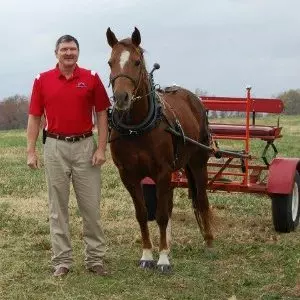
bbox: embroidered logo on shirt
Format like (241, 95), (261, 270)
(76, 82), (87, 88)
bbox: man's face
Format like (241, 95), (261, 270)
(55, 41), (79, 68)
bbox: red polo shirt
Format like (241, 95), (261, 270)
(29, 64), (111, 135)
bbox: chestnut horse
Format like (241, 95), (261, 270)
(106, 27), (213, 272)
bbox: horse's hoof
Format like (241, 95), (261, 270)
(139, 260), (156, 269)
(157, 264), (172, 274)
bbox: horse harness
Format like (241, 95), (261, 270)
(107, 71), (227, 167)
(108, 74), (187, 168)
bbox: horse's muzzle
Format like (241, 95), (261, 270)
(113, 91), (131, 111)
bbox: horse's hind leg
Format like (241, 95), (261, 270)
(119, 173), (155, 269)
(155, 174), (173, 273)
(186, 156), (213, 248)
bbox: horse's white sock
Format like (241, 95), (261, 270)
(157, 250), (170, 265)
(141, 249), (154, 261)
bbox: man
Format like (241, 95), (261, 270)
(27, 35), (111, 277)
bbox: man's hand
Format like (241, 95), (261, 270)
(92, 148), (106, 167)
(26, 115), (41, 169)
(27, 150), (39, 169)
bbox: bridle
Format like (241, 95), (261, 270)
(109, 48), (145, 104)
(107, 50), (162, 138)
(109, 73), (142, 91)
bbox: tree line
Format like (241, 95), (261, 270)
(0, 95), (28, 130)
(0, 89), (300, 130)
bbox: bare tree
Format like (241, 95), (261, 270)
(277, 89), (300, 115)
(0, 95), (29, 130)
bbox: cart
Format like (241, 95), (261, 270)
(142, 87), (300, 233)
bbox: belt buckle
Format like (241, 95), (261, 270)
(65, 136), (75, 142)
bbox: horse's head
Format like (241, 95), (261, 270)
(106, 27), (146, 111)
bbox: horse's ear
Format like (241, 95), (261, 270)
(131, 27), (141, 47)
(106, 27), (118, 48)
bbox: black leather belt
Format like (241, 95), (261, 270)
(46, 131), (93, 142)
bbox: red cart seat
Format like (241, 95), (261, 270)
(209, 123), (282, 139)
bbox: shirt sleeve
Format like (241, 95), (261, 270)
(93, 73), (111, 112)
(29, 76), (44, 116)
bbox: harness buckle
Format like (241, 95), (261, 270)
(129, 130), (138, 135)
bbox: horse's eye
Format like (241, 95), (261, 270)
(134, 60), (141, 66)
(108, 61), (112, 68)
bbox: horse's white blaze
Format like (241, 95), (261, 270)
(120, 50), (130, 70)
(157, 250), (170, 266)
(166, 218), (172, 246)
(141, 249), (154, 261)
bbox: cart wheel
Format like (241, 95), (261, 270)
(141, 184), (157, 221)
(271, 171), (300, 233)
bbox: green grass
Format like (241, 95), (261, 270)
(0, 116), (300, 300)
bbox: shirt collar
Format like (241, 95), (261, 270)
(55, 64), (80, 79)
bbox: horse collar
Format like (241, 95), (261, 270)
(108, 76), (162, 139)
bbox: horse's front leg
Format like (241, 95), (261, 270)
(119, 172), (155, 269)
(156, 174), (173, 273)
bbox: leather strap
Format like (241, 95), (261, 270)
(46, 131), (93, 142)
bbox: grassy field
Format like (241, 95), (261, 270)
(0, 115), (300, 300)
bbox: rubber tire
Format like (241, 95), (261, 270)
(271, 171), (300, 233)
(141, 184), (157, 221)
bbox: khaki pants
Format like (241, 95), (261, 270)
(44, 136), (106, 270)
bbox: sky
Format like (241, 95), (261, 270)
(0, 0), (300, 100)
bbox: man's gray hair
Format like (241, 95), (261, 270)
(55, 35), (79, 52)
